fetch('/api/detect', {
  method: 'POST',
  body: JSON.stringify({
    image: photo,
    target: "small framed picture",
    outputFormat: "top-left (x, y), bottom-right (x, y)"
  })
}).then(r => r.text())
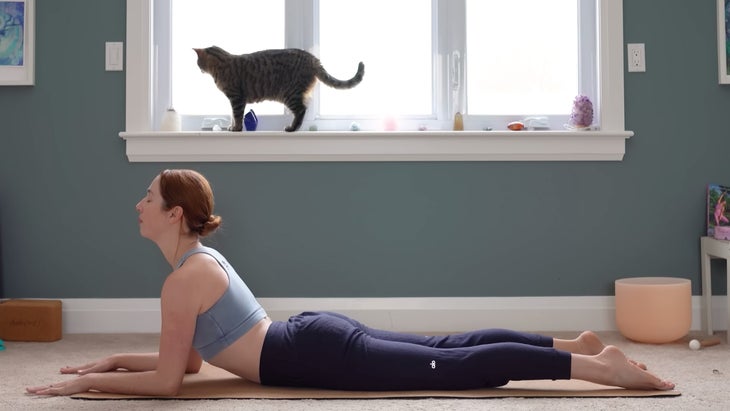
top-left (0, 0), bottom-right (34, 86)
top-left (718, 0), bottom-right (730, 84)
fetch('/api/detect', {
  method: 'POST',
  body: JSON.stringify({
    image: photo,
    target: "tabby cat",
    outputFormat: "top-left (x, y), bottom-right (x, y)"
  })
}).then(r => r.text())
top-left (194, 46), bottom-right (365, 132)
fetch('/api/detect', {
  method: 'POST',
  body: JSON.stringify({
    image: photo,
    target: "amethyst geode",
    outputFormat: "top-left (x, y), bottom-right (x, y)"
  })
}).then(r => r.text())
top-left (570, 95), bottom-right (593, 128)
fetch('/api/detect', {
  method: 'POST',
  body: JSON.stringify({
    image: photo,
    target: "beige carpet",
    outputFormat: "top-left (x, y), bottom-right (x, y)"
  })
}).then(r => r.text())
top-left (71, 362), bottom-right (679, 400)
top-left (2, 331), bottom-right (728, 410)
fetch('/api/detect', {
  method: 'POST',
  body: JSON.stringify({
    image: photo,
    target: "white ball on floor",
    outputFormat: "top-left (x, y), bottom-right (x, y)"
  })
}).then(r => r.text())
top-left (689, 339), bottom-right (701, 350)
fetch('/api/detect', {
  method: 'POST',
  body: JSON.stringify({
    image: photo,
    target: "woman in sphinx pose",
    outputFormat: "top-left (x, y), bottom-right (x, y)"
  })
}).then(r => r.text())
top-left (28, 169), bottom-right (674, 396)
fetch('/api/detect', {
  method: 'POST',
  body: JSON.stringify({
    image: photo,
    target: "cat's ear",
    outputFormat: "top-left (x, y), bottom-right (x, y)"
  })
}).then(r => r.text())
top-left (193, 48), bottom-right (204, 59)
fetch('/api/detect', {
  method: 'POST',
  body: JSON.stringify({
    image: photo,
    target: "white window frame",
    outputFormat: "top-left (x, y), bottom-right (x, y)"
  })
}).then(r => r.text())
top-left (120, 0), bottom-right (631, 162)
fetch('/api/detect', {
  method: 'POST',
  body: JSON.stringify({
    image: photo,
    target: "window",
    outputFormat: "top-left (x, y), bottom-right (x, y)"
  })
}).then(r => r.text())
top-left (152, 0), bottom-right (594, 131)
top-left (466, 1), bottom-right (583, 115)
top-left (170, 1), bottom-right (285, 117)
top-left (318, 0), bottom-right (432, 119)
top-left (123, 0), bottom-right (631, 162)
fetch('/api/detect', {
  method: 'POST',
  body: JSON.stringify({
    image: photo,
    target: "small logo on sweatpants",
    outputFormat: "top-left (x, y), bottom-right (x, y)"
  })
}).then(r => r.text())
top-left (430, 360), bottom-right (436, 369)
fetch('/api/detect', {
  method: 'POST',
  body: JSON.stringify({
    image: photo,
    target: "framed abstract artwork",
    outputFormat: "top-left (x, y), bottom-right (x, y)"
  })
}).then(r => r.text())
top-left (719, 0), bottom-right (730, 84)
top-left (0, 0), bottom-right (34, 86)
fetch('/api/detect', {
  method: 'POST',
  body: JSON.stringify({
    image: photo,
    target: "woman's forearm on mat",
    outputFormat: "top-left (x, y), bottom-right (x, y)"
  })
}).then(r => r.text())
top-left (112, 352), bottom-right (201, 374)
top-left (111, 353), bottom-right (159, 372)
top-left (84, 370), bottom-right (183, 396)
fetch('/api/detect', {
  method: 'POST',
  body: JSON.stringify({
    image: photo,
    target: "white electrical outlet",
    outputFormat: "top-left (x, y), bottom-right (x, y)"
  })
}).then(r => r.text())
top-left (627, 43), bottom-right (645, 72)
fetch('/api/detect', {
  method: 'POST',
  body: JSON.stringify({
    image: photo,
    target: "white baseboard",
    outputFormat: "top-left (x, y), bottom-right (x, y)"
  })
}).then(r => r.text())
top-left (52, 296), bottom-right (728, 334)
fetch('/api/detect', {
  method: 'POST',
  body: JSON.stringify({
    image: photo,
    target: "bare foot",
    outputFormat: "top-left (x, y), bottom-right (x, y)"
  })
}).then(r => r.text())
top-left (557, 331), bottom-right (647, 370)
top-left (575, 331), bottom-right (604, 355)
top-left (554, 331), bottom-right (605, 355)
top-left (575, 346), bottom-right (674, 391)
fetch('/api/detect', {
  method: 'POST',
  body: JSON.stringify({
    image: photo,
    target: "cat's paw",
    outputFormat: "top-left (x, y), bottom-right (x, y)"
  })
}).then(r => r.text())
top-left (285, 124), bottom-right (303, 132)
top-left (228, 125), bottom-right (243, 132)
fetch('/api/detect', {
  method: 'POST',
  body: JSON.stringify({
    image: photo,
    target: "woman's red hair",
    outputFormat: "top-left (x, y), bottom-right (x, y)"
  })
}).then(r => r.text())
top-left (158, 169), bottom-right (222, 237)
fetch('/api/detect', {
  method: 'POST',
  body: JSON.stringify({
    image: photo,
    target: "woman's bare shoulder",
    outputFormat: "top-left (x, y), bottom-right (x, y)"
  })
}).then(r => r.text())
top-left (176, 252), bottom-right (225, 276)
top-left (163, 252), bottom-right (229, 311)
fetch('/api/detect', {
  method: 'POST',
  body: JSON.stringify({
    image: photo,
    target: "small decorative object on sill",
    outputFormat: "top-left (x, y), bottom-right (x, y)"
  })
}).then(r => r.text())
top-left (201, 117), bottom-right (230, 131)
top-left (566, 94), bottom-right (593, 130)
top-left (384, 116), bottom-right (397, 131)
top-left (160, 107), bottom-right (182, 131)
top-left (244, 109), bottom-right (258, 131)
top-left (418, 124), bottom-right (428, 131)
top-left (453, 112), bottom-right (464, 131)
top-left (349, 122), bottom-right (361, 131)
top-left (308, 124), bottom-right (318, 131)
top-left (523, 116), bottom-right (550, 130)
top-left (507, 121), bottom-right (525, 131)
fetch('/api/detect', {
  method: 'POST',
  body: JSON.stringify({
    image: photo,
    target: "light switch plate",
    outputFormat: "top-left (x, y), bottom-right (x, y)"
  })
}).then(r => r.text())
top-left (105, 42), bottom-right (124, 71)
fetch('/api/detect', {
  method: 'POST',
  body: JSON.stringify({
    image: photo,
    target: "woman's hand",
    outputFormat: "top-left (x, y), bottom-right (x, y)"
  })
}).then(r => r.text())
top-left (59, 356), bottom-right (118, 375)
top-left (26, 375), bottom-right (91, 396)
top-left (25, 356), bottom-right (119, 396)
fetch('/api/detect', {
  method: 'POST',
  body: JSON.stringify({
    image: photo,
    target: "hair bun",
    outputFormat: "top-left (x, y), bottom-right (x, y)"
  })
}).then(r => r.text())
top-left (199, 214), bottom-right (222, 237)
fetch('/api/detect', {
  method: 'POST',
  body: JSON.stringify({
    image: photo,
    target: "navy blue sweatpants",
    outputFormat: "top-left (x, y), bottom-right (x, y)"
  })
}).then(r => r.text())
top-left (259, 311), bottom-right (571, 391)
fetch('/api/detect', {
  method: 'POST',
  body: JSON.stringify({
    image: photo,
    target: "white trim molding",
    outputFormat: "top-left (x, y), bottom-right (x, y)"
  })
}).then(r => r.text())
top-left (55, 296), bottom-right (724, 334)
top-left (119, 130), bottom-right (632, 162)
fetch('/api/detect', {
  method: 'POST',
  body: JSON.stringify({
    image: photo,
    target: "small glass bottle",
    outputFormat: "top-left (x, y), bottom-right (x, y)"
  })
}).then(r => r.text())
top-left (453, 112), bottom-right (464, 131)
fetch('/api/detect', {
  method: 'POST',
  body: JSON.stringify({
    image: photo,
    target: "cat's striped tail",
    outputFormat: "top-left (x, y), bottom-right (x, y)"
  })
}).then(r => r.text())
top-left (316, 62), bottom-right (365, 89)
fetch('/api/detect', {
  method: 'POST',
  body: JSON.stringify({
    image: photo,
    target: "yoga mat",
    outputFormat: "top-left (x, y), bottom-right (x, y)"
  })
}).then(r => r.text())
top-left (72, 363), bottom-right (680, 400)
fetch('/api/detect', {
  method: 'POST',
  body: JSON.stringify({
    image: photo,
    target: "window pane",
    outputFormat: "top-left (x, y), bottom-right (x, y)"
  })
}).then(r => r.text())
top-left (171, 0), bottom-right (285, 115)
top-left (466, 0), bottom-right (578, 115)
top-left (318, 0), bottom-right (432, 117)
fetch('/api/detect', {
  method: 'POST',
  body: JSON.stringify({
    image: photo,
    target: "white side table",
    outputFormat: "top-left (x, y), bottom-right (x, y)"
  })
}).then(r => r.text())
top-left (700, 236), bottom-right (730, 336)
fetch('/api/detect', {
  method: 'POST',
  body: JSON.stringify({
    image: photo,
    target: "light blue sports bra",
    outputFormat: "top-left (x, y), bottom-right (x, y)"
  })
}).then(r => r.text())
top-left (176, 246), bottom-right (267, 361)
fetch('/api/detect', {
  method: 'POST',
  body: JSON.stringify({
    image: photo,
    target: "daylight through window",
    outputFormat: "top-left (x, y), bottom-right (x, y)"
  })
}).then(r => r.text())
top-left (155, 0), bottom-right (598, 132)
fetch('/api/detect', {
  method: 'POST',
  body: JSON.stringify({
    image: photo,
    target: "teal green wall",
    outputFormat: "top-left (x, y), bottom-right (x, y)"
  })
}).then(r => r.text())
top-left (1, 0), bottom-right (729, 298)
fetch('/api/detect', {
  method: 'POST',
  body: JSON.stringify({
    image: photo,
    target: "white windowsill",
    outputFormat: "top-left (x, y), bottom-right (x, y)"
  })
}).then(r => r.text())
top-left (118, 130), bottom-right (632, 162)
